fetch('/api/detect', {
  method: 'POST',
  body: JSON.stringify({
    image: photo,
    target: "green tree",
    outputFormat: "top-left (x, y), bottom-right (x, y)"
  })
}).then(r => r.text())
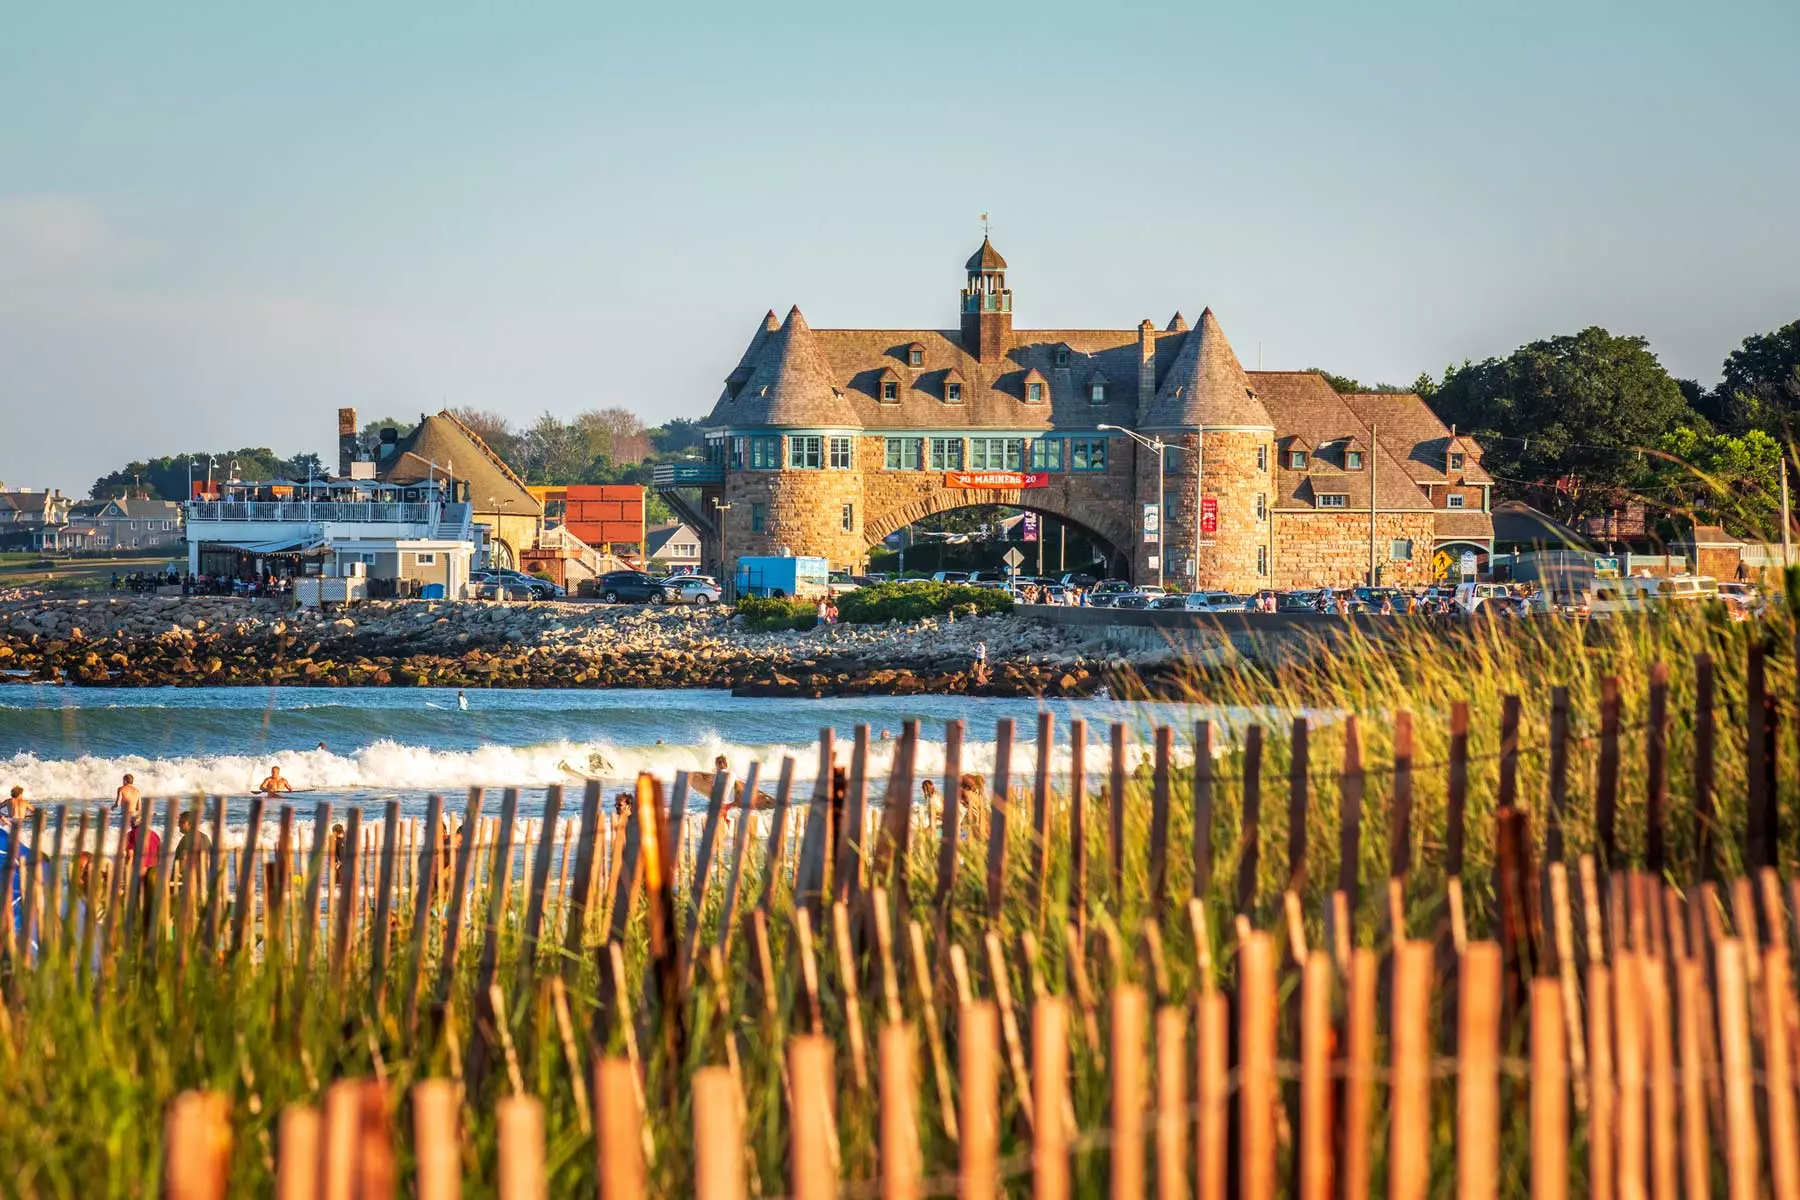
top-left (1429, 327), bottom-right (1696, 521)
top-left (446, 408), bottom-right (521, 471)
top-left (90, 448), bottom-right (319, 499)
top-left (1712, 319), bottom-right (1800, 433)
top-left (1307, 369), bottom-right (1412, 395)
top-left (357, 417), bottom-right (417, 458)
top-left (650, 418), bottom-right (705, 455)
top-left (1649, 426), bottom-right (1783, 539)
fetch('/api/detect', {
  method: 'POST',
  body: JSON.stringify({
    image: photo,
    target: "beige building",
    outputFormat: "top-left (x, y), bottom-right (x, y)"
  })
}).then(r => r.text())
top-left (671, 238), bottom-right (1492, 588)
top-left (361, 410), bottom-right (544, 570)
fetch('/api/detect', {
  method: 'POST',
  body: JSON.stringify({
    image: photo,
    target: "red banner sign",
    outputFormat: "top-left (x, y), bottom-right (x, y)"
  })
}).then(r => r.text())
top-left (1201, 496), bottom-right (1218, 535)
top-left (943, 471), bottom-right (1050, 490)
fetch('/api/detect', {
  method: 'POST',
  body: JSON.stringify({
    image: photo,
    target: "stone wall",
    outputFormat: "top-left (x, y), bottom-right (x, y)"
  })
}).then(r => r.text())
top-left (1271, 511), bottom-right (1438, 589)
top-left (712, 431), bottom-right (1432, 587)
top-left (722, 446), bottom-right (866, 569)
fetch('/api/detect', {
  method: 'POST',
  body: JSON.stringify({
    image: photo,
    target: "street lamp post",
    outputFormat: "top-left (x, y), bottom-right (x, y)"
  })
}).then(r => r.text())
top-left (1098, 423), bottom-right (1169, 590)
top-left (712, 498), bottom-right (732, 601)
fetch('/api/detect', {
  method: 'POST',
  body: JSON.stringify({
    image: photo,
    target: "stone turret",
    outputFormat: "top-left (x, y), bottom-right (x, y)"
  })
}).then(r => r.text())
top-left (1134, 308), bottom-right (1275, 591)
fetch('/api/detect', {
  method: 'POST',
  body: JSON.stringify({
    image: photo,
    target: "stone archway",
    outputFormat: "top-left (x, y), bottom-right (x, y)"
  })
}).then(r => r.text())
top-left (864, 486), bottom-right (1133, 577)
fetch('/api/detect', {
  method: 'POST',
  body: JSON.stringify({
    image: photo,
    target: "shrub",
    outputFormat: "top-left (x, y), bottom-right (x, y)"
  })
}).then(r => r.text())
top-left (836, 580), bottom-right (1013, 624)
top-left (735, 594), bottom-right (817, 632)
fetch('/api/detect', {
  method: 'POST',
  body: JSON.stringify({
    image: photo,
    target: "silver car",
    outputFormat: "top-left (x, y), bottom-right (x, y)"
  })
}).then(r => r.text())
top-left (663, 575), bottom-right (723, 606)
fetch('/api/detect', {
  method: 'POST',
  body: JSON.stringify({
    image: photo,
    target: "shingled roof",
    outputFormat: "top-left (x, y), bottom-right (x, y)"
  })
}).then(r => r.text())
top-left (380, 411), bottom-right (542, 516)
top-left (1141, 308), bottom-right (1273, 431)
top-left (1337, 393), bottom-right (1493, 485)
top-left (721, 307), bottom-right (865, 429)
top-left (1250, 372), bottom-right (1436, 513)
top-left (966, 237), bottom-right (1007, 271)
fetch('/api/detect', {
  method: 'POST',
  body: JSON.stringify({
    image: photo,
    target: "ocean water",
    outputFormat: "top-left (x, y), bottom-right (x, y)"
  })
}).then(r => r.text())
top-left (0, 685), bottom-right (1225, 839)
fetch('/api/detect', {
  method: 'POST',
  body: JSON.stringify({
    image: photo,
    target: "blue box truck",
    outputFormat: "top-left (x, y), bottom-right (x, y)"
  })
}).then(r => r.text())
top-left (735, 555), bottom-right (830, 599)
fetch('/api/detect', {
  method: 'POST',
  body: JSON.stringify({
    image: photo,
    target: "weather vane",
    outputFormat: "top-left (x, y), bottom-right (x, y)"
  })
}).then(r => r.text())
top-left (980, 212), bottom-right (990, 236)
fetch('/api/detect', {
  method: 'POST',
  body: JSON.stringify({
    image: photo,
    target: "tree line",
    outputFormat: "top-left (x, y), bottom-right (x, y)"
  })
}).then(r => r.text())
top-left (90, 411), bottom-right (708, 501)
top-left (88, 317), bottom-right (1798, 540)
top-left (1320, 317), bottom-right (1800, 539)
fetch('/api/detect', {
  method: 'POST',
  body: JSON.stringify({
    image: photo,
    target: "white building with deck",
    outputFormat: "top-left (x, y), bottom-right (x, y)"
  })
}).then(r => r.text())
top-left (184, 479), bottom-right (476, 598)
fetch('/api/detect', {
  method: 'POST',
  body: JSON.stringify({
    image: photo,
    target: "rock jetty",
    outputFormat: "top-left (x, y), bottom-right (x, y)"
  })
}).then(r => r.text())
top-left (0, 595), bottom-right (1142, 698)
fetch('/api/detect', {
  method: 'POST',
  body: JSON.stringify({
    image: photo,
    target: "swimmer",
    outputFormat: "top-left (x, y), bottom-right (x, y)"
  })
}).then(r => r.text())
top-left (457, 690), bottom-right (469, 712)
top-left (114, 773), bottom-right (141, 823)
top-left (256, 765), bottom-right (294, 796)
top-left (316, 741), bottom-right (328, 752)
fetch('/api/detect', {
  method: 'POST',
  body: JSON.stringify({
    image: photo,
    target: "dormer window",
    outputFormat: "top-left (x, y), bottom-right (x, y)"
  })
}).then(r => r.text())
top-left (1289, 451), bottom-right (1308, 470)
top-left (906, 342), bottom-right (925, 368)
top-left (1346, 450), bottom-right (1364, 470)
top-left (1054, 345), bottom-right (1070, 367)
top-left (1449, 451), bottom-right (1465, 472)
top-left (944, 369), bottom-right (966, 404)
top-left (877, 368), bottom-right (901, 404)
top-left (1090, 383), bottom-right (1104, 402)
top-left (1028, 383), bottom-right (1044, 402)
top-left (1316, 493), bottom-right (1348, 508)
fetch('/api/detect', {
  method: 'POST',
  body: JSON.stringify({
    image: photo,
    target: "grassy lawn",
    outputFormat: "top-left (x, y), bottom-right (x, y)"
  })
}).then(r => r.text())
top-left (0, 553), bottom-right (184, 592)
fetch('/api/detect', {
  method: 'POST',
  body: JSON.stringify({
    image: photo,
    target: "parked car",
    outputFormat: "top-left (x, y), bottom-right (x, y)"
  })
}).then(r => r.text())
top-left (470, 569), bottom-right (560, 600)
top-left (1174, 592), bottom-right (1250, 612)
top-left (662, 574), bottom-right (723, 605)
top-left (1108, 585), bottom-right (1168, 610)
top-left (1060, 572), bottom-right (1100, 590)
top-left (1588, 582), bottom-right (1651, 618)
top-left (827, 570), bottom-right (863, 594)
top-left (1279, 589), bottom-right (1323, 613)
top-left (1452, 582), bottom-right (1516, 616)
top-left (593, 570), bottom-right (682, 605)
top-left (966, 569), bottom-right (1008, 584)
top-left (930, 570), bottom-right (969, 584)
top-left (1085, 579), bottom-right (1136, 608)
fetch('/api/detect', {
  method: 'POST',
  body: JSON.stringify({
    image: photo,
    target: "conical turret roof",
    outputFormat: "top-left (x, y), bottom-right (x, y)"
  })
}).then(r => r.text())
top-left (725, 310), bottom-right (781, 388)
top-left (1140, 308), bottom-right (1272, 430)
top-left (728, 306), bottom-right (863, 428)
top-left (965, 237), bottom-right (1007, 272)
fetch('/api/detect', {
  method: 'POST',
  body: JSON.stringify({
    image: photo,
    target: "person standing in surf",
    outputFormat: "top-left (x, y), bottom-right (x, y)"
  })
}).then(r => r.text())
top-left (257, 765), bottom-right (293, 796)
top-left (457, 690), bottom-right (469, 712)
top-left (114, 774), bottom-right (141, 824)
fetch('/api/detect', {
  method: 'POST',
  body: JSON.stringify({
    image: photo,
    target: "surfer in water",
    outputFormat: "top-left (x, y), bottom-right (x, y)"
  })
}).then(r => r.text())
top-left (257, 765), bottom-right (294, 796)
top-left (457, 690), bottom-right (469, 712)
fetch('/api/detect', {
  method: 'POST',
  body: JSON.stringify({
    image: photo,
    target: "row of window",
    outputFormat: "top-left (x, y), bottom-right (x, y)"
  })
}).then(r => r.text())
top-left (876, 377), bottom-right (1107, 405)
top-left (731, 434), bottom-right (1116, 473)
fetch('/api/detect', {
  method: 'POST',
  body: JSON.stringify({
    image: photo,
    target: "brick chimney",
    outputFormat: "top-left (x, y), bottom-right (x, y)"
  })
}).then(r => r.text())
top-left (1137, 320), bottom-right (1157, 407)
top-left (337, 407), bottom-right (358, 477)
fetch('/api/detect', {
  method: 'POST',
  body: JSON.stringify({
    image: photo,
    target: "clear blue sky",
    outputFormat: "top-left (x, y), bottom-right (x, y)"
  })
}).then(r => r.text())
top-left (2, 0), bottom-right (1795, 491)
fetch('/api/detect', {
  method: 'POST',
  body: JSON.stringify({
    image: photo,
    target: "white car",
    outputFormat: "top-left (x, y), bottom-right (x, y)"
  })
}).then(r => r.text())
top-left (663, 575), bottom-right (723, 605)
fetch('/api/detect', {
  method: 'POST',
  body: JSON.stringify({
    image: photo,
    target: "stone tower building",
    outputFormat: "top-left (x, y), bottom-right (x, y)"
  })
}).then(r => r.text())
top-left (669, 239), bottom-right (1493, 589)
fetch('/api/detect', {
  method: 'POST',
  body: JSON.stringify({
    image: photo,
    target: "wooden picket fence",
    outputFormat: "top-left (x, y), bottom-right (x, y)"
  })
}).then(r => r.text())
top-left (13, 643), bottom-right (1800, 1194)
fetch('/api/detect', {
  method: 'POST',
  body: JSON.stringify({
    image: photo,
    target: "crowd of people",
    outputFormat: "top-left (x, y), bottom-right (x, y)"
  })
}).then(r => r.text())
top-left (108, 570), bottom-right (295, 598)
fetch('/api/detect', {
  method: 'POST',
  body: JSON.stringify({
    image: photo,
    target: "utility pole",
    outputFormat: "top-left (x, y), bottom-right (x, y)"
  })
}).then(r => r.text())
top-left (1782, 458), bottom-right (1792, 569)
top-left (1194, 424), bottom-right (1205, 586)
top-left (1368, 422), bottom-right (1379, 587)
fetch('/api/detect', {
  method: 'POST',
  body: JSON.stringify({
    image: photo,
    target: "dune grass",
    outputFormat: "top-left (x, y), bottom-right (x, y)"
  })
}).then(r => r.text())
top-left (0, 600), bottom-right (1790, 1195)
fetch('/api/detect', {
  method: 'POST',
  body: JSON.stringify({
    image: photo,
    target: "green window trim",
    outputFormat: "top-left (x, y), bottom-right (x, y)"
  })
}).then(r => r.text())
top-left (1029, 438), bottom-right (1064, 471)
top-left (885, 438), bottom-right (922, 471)
top-left (928, 437), bottom-right (963, 471)
top-left (789, 435), bottom-right (823, 469)
top-left (970, 437), bottom-right (1024, 471)
top-left (828, 435), bottom-right (854, 470)
top-left (748, 436), bottom-right (781, 470)
top-left (1069, 438), bottom-right (1108, 472)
